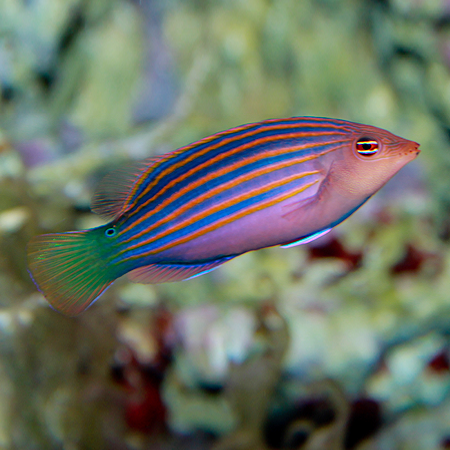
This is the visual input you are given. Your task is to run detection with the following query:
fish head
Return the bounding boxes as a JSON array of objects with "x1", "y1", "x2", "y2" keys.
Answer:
[{"x1": 329, "y1": 124, "x2": 420, "y2": 198}]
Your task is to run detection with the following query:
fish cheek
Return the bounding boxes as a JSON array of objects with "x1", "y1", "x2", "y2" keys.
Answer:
[{"x1": 328, "y1": 158, "x2": 391, "y2": 199}]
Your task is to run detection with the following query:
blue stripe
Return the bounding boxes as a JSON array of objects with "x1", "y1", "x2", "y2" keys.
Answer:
[{"x1": 119, "y1": 139, "x2": 343, "y2": 240}]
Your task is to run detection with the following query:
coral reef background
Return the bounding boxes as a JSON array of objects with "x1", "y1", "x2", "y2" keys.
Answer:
[{"x1": 0, "y1": 0, "x2": 449, "y2": 448}]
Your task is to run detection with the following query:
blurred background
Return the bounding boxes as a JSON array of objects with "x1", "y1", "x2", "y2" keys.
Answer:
[{"x1": 1, "y1": 0, "x2": 450, "y2": 448}]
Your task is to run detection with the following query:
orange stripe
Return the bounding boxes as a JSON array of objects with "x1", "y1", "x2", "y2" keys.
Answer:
[
  {"x1": 124, "y1": 177, "x2": 320, "y2": 259},
  {"x1": 120, "y1": 136, "x2": 348, "y2": 235},
  {"x1": 123, "y1": 169, "x2": 321, "y2": 257},
  {"x1": 172, "y1": 117, "x2": 352, "y2": 157},
  {"x1": 124, "y1": 125, "x2": 348, "y2": 217},
  {"x1": 130, "y1": 129, "x2": 343, "y2": 208},
  {"x1": 119, "y1": 154, "x2": 325, "y2": 245}
]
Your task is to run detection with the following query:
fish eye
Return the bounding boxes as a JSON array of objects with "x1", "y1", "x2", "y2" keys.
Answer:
[
  {"x1": 355, "y1": 137, "x2": 379, "y2": 157},
  {"x1": 105, "y1": 227, "x2": 116, "y2": 237}
]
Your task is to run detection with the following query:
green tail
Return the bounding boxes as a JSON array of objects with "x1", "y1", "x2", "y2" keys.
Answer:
[{"x1": 27, "y1": 230, "x2": 116, "y2": 316}]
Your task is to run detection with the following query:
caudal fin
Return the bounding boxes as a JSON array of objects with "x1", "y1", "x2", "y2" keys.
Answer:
[{"x1": 27, "y1": 231, "x2": 115, "y2": 316}]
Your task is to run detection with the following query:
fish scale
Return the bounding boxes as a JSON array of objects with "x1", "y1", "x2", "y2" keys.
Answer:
[
  {"x1": 120, "y1": 138, "x2": 343, "y2": 241},
  {"x1": 128, "y1": 119, "x2": 350, "y2": 209}
]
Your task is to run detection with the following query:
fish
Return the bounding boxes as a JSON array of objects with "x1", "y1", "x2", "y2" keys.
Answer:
[{"x1": 27, "y1": 117, "x2": 420, "y2": 316}]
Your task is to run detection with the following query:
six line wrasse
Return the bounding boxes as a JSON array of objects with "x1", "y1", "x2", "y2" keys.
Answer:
[{"x1": 27, "y1": 117, "x2": 420, "y2": 316}]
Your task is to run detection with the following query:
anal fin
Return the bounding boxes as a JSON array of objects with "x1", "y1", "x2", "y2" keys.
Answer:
[
  {"x1": 127, "y1": 256, "x2": 235, "y2": 284},
  {"x1": 280, "y1": 228, "x2": 332, "y2": 248}
]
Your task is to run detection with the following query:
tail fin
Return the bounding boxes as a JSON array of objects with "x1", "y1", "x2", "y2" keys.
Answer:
[{"x1": 27, "y1": 231, "x2": 115, "y2": 316}]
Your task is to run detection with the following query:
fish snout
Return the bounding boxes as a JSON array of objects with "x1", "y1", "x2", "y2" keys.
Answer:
[
  {"x1": 404, "y1": 141, "x2": 420, "y2": 159},
  {"x1": 409, "y1": 140, "x2": 420, "y2": 157}
]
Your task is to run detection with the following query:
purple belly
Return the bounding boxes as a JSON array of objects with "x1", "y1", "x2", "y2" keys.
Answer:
[{"x1": 156, "y1": 182, "x2": 326, "y2": 261}]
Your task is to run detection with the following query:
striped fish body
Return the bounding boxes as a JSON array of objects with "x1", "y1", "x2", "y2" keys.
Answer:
[{"x1": 27, "y1": 117, "x2": 420, "y2": 315}]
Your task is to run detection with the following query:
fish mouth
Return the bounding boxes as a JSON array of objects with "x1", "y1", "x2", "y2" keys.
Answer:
[
  {"x1": 408, "y1": 141, "x2": 420, "y2": 158},
  {"x1": 388, "y1": 140, "x2": 420, "y2": 160}
]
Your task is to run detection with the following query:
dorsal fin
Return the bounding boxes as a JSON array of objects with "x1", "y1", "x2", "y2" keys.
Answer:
[{"x1": 91, "y1": 157, "x2": 158, "y2": 220}]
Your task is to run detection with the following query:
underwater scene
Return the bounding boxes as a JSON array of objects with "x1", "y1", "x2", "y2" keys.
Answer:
[{"x1": 1, "y1": 0, "x2": 450, "y2": 448}]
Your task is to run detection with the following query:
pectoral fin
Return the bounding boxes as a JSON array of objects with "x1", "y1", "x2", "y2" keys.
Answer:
[{"x1": 281, "y1": 172, "x2": 325, "y2": 222}]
